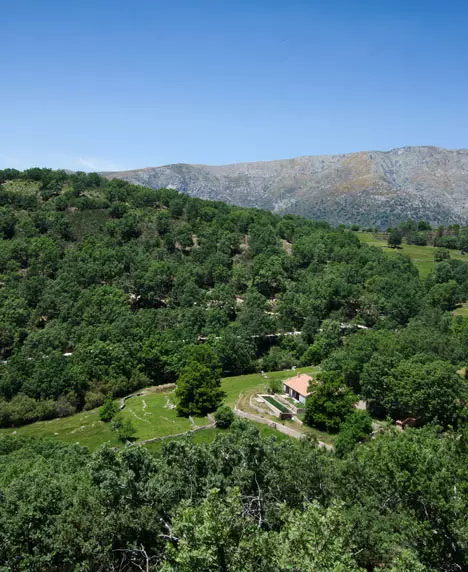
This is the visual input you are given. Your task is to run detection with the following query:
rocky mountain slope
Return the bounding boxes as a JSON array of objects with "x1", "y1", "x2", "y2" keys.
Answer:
[{"x1": 102, "y1": 146, "x2": 468, "y2": 227}]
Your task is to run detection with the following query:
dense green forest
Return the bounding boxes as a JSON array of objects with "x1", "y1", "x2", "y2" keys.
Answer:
[
  {"x1": 1, "y1": 422, "x2": 467, "y2": 571},
  {"x1": 1, "y1": 169, "x2": 468, "y2": 570},
  {"x1": 2, "y1": 168, "x2": 468, "y2": 427}
]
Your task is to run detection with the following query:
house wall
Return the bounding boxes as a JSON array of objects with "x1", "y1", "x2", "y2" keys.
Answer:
[{"x1": 283, "y1": 383, "x2": 307, "y2": 404}]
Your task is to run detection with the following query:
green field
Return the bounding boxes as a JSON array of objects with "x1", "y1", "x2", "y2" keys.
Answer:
[
  {"x1": 0, "y1": 407, "x2": 120, "y2": 449},
  {"x1": 222, "y1": 366, "x2": 318, "y2": 406},
  {"x1": 120, "y1": 390, "x2": 209, "y2": 441},
  {"x1": 143, "y1": 423, "x2": 291, "y2": 453},
  {"x1": 453, "y1": 303, "x2": 468, "y2": 317},
  {"x1": 0, "y1": 366, "x2": 317, "y2": 450},
  {"x1": 356, "y1": 232, "x2": 467, "y2": 278}
]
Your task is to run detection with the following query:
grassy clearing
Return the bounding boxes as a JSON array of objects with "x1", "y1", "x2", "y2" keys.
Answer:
[
  {"x1": 453, "y1": 303, "x2": 468, "y2": 317},
  {"x1": 0, "y1": 408, "x2": 119, "y2": 450},
  {"x1": 121, "y1": 390, "x2": 209, "y2": 441},
  {"x1": 0, "y1": 391, "x2": 206, "y2": 451},
  {"x1": 222, "y1": 366, "x2": 319, "y2": 407},
  {"x1": 0, "y1": 366, "x2": 319, "y2": 450},
  {"x1": 144, "y1": 424, "x2": 291, "y2": 453},
  {"x1": 356, "y1": 232, "x2": 467, "y2": 278},
  {"x1": 233, "y1": 369, "x2": 334, "y2": 446}
]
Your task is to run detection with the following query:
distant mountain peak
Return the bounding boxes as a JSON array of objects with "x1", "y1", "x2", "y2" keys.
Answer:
[{"x1": 102, "y1": 146, "x2": 468, "y2": 228}]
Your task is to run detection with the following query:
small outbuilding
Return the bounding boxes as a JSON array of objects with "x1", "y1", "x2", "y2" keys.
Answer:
[{"x1": 282, "y1": 373, "x2": 313, "y2": 404}]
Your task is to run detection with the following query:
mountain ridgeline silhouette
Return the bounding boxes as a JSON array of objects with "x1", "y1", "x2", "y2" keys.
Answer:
[{"x1": 103, "y1": 146, "x2": 468, "y2": 228}]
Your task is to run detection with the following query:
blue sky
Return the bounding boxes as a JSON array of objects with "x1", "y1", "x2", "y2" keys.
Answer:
[{"x1": 2, "y1": 0, "x2": 468, "y2": 171}]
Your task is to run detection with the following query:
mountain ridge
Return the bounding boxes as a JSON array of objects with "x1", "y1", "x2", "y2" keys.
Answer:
[{"x1": 102, "y1": 146, "x2": 468, "y2": 228}]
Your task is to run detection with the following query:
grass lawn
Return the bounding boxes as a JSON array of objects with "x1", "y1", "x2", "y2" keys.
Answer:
[
  {"x1": 0, "y1": 366, "x2": 319, "y2": 451},
  {"x1": 233, "y1": 368, "x2": 335, "y2": 447},
  {"x1": 121, "y1": 389, "x2": 208, "y2": 441},
  {"x1": 356, "y1": 232, "x2": 467, "y2": 278},
  {"x1": 144, "y1": 423, "x2": 292, "y2": 453},
  {"x1": 0, "y1": 408, "x2": 120, "y2": 450},
  {"x1": 222, "y1": 366, "x2": 319, "y2": 407},
  {"x1": 453, "y1": 303, "x2": 468, "y2": 317}
]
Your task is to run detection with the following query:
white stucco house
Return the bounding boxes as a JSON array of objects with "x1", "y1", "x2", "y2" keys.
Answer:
[{"x1": 282, "y1": 373, "x2": 312, "y2": 404}]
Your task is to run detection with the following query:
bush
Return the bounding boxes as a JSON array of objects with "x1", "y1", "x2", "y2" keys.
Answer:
[
  {"x1": 0, "y1": 394, "x2": 59, "y2": 427},
  {"x1": 268, "y1": 378, "x2": 283, "y2": 394},
  {"x1": 99, "y1": 397, "x2": 118, "y2": 422},
  {"x1": 434, "y1": 235, "x2": 459, "y2": 250},
  {"x1": 84, "y1": 390, "x2": 106, "y2": 410},
  {"x1": 54, "y1": 394, "x2": 78, "y2": 418},
  {"x1": 407, "y1": 232, "x2": 428, "y2": 246},
  {"x1": 111, "y1": 415, "x2": 137, "y2": 441},
  {"x1": 214, "y1": 405, "x2": 235, "y2": 429},
  {"x1": 435, "y1": 248, "x2": 450, "y2": 262},
  {"x1": 261, "y1": 347, "x2": 296, "y2": 372}
]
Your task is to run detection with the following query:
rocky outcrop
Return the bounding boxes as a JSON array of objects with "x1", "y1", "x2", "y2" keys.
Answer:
[{"x1": 102, "y1": 146, "x2": 468, "y2": 228}]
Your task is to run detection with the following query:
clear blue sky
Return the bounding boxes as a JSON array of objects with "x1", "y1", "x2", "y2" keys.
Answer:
[{"x1": 2, "y1": 0, "x2": 468, "y2": 171}]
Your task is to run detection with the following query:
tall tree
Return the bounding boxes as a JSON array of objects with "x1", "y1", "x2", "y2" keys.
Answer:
[
  {"x1": 304, "y1": 372, "x2": 356, "y2": 432},
  {"x1": 387, "y1": 228, "x2": 403, "y2": 248},
  {"x1": 175, "y1": 361, "x2": 225, "y2": 416}
]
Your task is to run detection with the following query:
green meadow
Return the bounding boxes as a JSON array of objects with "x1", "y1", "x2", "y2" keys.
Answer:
[
  {"x1": 0, "y1": 366, "x2": 318, "y2": 450},
  {"x1": 356, "y1": 231, "x2": 467, "y2": 278},
  {"x1": 453, "y1": 303, "x2": 468, "y2": 317}
]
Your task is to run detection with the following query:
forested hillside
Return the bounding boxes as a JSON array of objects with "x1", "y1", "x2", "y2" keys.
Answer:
[
  {"x1": 1, "y1": 169, "x2": 468, "y2": 570},
  {"x1": 0, "y1": 169, "x2": 418, "y2": 421},
  {"x1": 1, "y1": 168, "x2": 468, "y2": 426}
]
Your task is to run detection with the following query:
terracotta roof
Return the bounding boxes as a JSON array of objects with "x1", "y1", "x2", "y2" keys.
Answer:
[{"x1": 283, "y1": 373, "x2": 313, "y2": 397}]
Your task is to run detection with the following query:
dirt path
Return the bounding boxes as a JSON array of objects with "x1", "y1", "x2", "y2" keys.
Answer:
[{"x1": 234, "y1": 393, "x2": 333, "y2": 450}]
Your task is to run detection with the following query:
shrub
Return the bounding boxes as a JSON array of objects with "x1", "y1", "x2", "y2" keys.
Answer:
[
  {"x1": 99, "y1": 397, "x2": 118, "y2": 422},
  {"x1": 214, "y1": 405, "x2": 235, "y2": 429},
  {"x1": 84, "y1": 390, "x2": 106, "y2": 410},
  {"x1": 434, "y1": 235, "x2": 459, "y2": 250},
  {"x1": 111, "y1": 415, "x2": 137, "y2": 441},
  {"x1": 261, "y1": 347, "x2": 296, "y2": 372},
  {"x1": 54, "y1": 394, "x2": 78, "y2": 418},
  {"x1": 268, "y1": 378, "x2": 283, "y2": 394},
  {"x1": 435, "y1": 248, "x2": 450, "y2": 262},
  {"x1": 407, "y1": 232, "x2": 428, "y2": 246}
]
